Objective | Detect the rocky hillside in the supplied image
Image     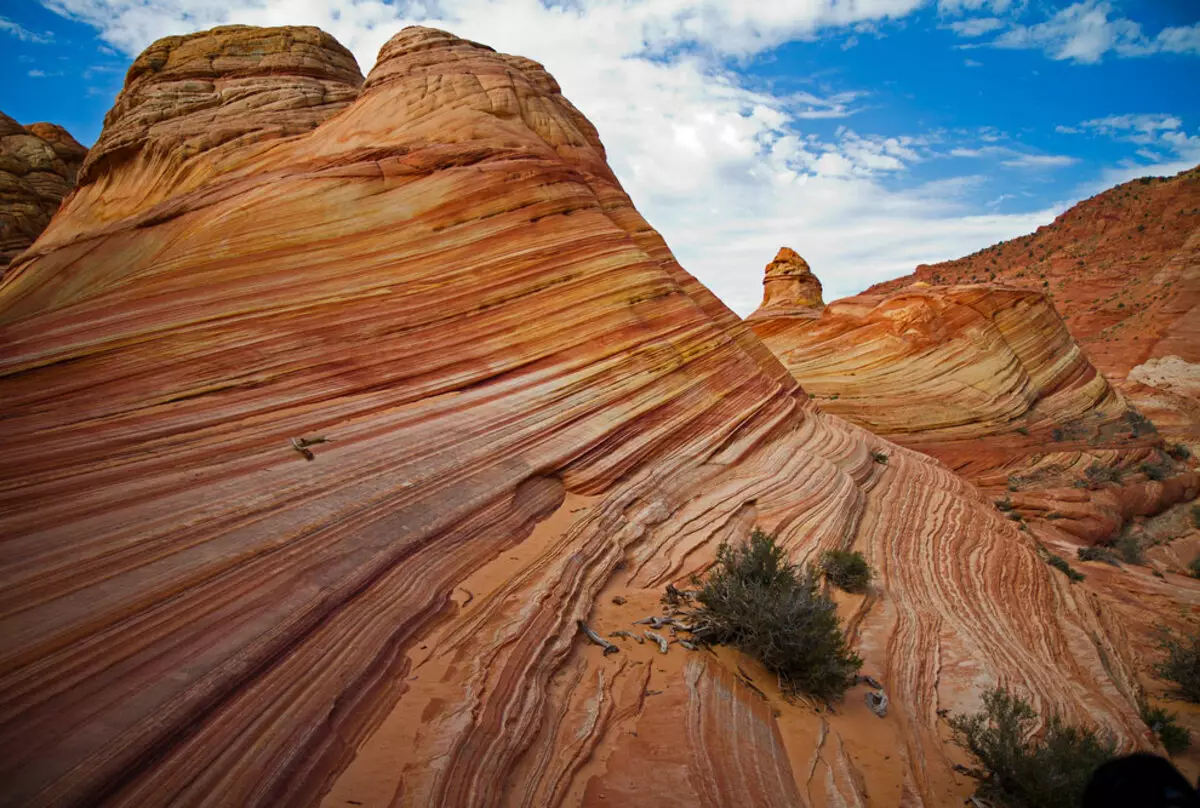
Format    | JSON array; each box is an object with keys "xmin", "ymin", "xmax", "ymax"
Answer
[
  {"xmin": 0, "ymin": 24, "xmax": 1173, "ymax": 808},
  {"xmin": 0, "ymin": 112, "xmax": 86, "ymax": 268},
  {"xmin": 869, "ymin": 168, "xmax": 1199, "ymax": 377}
]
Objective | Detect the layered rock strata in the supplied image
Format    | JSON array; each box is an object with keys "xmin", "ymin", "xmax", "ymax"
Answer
[
  {"xmin": 746, "ymin": 246, "xmax": 824, "ymax": 320},
  {"xmin": 0, "ymin": 25, "xmax": 1163, "ymax": 807},
  {"xmin": 749, "ymin": 264, "xmax": 1198, "ymax": 542},
  {"xmin": 870, "ymin": 168, "xmax": 1200, "ymax": 441},
  {"xmin": 0, "ymin": 112, "xmax": 86, "ymax": 267}
]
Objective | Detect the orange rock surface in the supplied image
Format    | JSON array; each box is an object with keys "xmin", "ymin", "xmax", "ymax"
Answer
[
  {"xmin": 0, "ymin": 25, "xmax": 1173, "ymax": 807},
  {"xmin": 749, "ymin": 252, "xmax": 1198, "ymax": 542},
  {"xmin": 747, "ymin": 246, "xmax": 824, "ymax": 320},
  {"xmin": 0, "ymin": 112, "xmax": 86, "ymax": 268},
  {"xmin": 870, "ymin": 168, "xmax": 1200, "ymax": 440}
]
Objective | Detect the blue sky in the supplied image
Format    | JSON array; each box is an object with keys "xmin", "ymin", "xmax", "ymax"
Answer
[{"xmin": 2, "ymin": 0, "xmax": 1198, "ymax": 312}]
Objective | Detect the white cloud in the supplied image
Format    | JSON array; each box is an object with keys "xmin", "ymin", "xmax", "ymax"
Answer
[
  {"xmin": 0, "ymin": 15, "xmax": 53, "ymax": 43},
  {"xmin": 1000, "ymin": 153, "xmax": 1078, "ymax": 168},
  {"xmin": 35, "ymin": 0, "xmax": 1078, "ymax": 313},
  {"xmin": 963, "ymin": 58, "xmax": 984, "ymax": 66},
  {"xmin": 28, "ymin": 69, "xmax": 46, "ymax": 77},
  {"xmin": 965, "ymin": 1, "xmax": 1200, "ymax": 63},
  {"xmin": 1062, "ymin": 112, "xmax": 1200, "ymax": 188},
  {"xmin": 947, "ymin": 18, "xmax": 1005, "ymax": 37}
]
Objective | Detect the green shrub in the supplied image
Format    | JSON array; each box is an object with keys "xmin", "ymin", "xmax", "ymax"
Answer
[
  {"xmin": 1077, "ymin": 546, "xmax": 1119, "ymax": 566},
  {"xmin": 1192, "ymin": 505, "xmax": 1200, "ymax": 530},
  {"xmin": 1124, "ymin": 410, "xmax": 1157, "ymax": 437},
  {"xmin": 1084, "ymin": 463, "xmax": 1124, "ymax": 487},
  {"xmin": 688, "ymin": 529, "xmax": 861, "ymax": 699},
  {"xmin": 1139, "ymin": 461, "xmax": 1171, "ymax": 481},
  {"xmin": 870, "ymin": 450, "xmax": 889, "ymax": 465},
  {"xmin": 821, "ymin": 549, "xmax": 872, "ymax": 593},
  {"xmin": 949, "ymin": 687, "xmax": 1115, "ymax": 808},
  {"xmin": 1046, "ymin": 554, "xmax": 1085, "ymax": 582},
  {"xmin": 1167, "ymin": 443, "xmax": 1192, "ymax": 461},
  {"xmin": 1155, "ymin": 628, "xmax": 1200, "ymax": 702},
  {"xmin": 1142, "ymin": 704, "xmax": 1191, "ymax": 755},
  {"xmin": 1190, "ymin": 557, "xmax": 1200, "ymax": 579},
  {"xmin": 1114, "ymin": 535, "xmax": 1143, "ymax": 565},
  {"xmin": 994, "ymin": 497, "xmax": 1014, "ymax": 512}
]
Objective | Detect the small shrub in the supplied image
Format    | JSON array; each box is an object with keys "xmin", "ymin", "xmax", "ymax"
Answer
[
  {"xmin": 1046, "ymin": 554, "xmax": 1085, "ymax": 582},
  {"xmin": 1051, "ymin": 428, "xmax": 1064, "ymax": 442},
  {"xmin": 1015, "ymin": 426, "xmax": 1029, "ymax": 436},
  {"xmin": 1191, "ymin": 505, "xmax": 1200, "ymax": 530},
  {"xmin": 1139, "ymin": 461, "xmax": 1170, "ymax": 481},
  {"xmin": 1084, "ymin": 463, "xmax": 1123, "ymax": 488},
  {"xmin": 1155, "ymin": 628, "xmax": 1200, "ymax": 702},
  {"xmin": 1142, "ymin": 704, "xmax": 1191, "ymax": 756},
  {"xmin": 994, "ymin": 497, "xmax": 1014, "ymax": 512},
  {"xmin": 1114, "ymin": 535, "xmax": 1143, "ymax": 565},
  {"xmin": 1166, "ymin": 443, "xmax": 1192, "ymax": 461},
  {"xmin": 1078, "ymin": 546, "xmax": 1120, "ymax": 566},
  {"xmin": 949, "ymin": 687, "xmax": 1115, "ymax": 808},
  {"xmin": 870, "ymin": 450, "xmax": 889, "ymax": 465},
  {"xmin": 1189, "ymin": 556, "xmax": 1200, "ymax": 579},
  {"xmin": 687, "ymin": 529, "xmax": 861, "ymax": 699},
  {"xmin": 1124, "ymin": 410, "xmax": 1157, "ymax": 437},
  {"xmin": 820, "ymin": 549, "xmax": 872, "ymax": 593}
]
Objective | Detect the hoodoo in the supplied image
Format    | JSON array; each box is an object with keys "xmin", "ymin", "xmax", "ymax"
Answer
[{"xmin": 0, "ymin": 24, "xmax": 1170, "ymax": 807}]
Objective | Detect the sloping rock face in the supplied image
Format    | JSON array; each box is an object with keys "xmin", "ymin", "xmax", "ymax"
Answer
[
  {"xmin": 746, "ymin": 246, "xmax": 824, "ymax": 320},
  {"xmin": 0, "ymin": 112, "xmax": 86, "ymax": 268},
  {"xmin": 0, "ymin": 25, "xmax": 1161, "ymax": 807},
  {"xmin": 870, "ymin": 168, "xmax": 1200, "ymax": 440},
  {"xmin": 749, "ymin": 276, "xmax": 1198, "ymax": 542}
]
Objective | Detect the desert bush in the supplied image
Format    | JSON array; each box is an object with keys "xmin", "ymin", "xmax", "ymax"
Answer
[
  {"xmin": 1113, "ymin": 535, "xmax": 1144, "ymax": 564},
  {"xmin": 1192, "ymin": 505, "xmax": 1200, "ymax": 530},
  {"xmin": 870, "ymin": 450, "xmax": 889, "ymax": 465},
  {"xmin": 1084, "ymin": 463, "xmax": 1123, "ymax": 488},
  {"xmin": 1124, "ymin": 410, "xmax": 1157, "ymax": 437},
  {"xmin": 1190, "ymin": 557, "xmax": 1200, "ymax": 579},
  {"xmin": 1140, "ymin": 461, "xmax": 1171, "ymax": 481},
  {"xmin": 1046, "ymin": 554, "xmax": 1085, "ymax": 582},
  {"xmin": 949, "ymin": 687, "xmax": 1115, "ymax": 808},
  {"xmin": 687, "ymin": 529, "xmax": 861, "ymax": 699},
  {"xmin": 1142, "ymin": 704, "xmax": 1191, "ymax": 756},
  {"xmin": 1166, "ymin": 443, "xmax": 1192, "ymax": 461},
  {"xmin": 820, "ymin": 549, "xmax": 872, "ymax": 593},
  {"xmin": 1077, "ymin": 546, "xmax": 1120, "ymax": 566},
  {"xmin": 994, "ymin": 497, "xmax": 1014, "ymax": 512},
  {"xmin": 1154, "ymin": 628, "xmax": 1200, "ymax": 702}
]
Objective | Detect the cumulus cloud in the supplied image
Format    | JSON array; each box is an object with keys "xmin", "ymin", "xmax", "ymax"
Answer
[{"xmin": 36, "ymin": 0, "xmax": 1068, "ymax": 312}]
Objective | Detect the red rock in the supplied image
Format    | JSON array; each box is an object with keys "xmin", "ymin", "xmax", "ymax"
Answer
[
  {"xmin": 0, "ymin": 112, "xmax": 86, "ymax": 267},
  {"xmin": 747, "ymin": 246, "xmax": 824, "ymax": 320},
  {"xmin": 0, "ymin": 25, "xmax": 1162, "ymax": 807}
]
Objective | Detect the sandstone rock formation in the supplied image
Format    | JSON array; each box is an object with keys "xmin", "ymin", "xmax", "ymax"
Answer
[
  {"xmin": 0, "ymin": 112, "xmax": 86, "ymax": 268},
  {"xmin": 747, "ymin": 246, "xmax": 824, "ymax": 320},
  {"xmin": 0, "ymin": 25, "xmax": 1167, "ymax": 807},
  {"xmin": 871, "ymin": 168, "xmax": 1200, "ymax": 440},
  {"xmin": 749, "ymin": 259, "xmax": 1198, "ymax": 542}
]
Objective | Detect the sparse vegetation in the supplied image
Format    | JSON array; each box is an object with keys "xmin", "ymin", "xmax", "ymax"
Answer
[
  {"xmin": 1154, "ymin": 628, "xmax": 1200, "ymax": 703},
  {"xmin": 870, "ymin": 450, "xmax": 889, "ymax": 465},
  {"xmin": 1084, "ymin": 463, "xmax": 1123, "ymax": 488},
  {"xmin": 994, "ymin": 496, "xmax": 1014, "ymax": 512},
  {"xmin": 949, "ymin": 687, "xmax": 1115, "ymax": 808},
  {"xmin": 1124, "ymin": 410, "xmax": 1157, "ymax": 437},
  {"xmin": 1192, "ymin": 505, "xmax": 1200, "ymax": 530},
  {"xmin": 820, "ymin": 549, "xmax": 872, "ymax": 593},
  {"xmin": 1140, "ymin": 461, "xmax": 1171, "ymax": 482},
  {"xmin": 1166, "ymin": 443, "xmax": 1192, "ymax": 461},
  {"xmin": 686, "ymin": 529, "xmax": 861, "ymax": 699},
  {"xmin": 1114, "ymin": 534, "xmax": 1143, "ymax": 564},
  {"xmin": 1189, "ymin": 556, "xmax": 1200, "ymax": 579},
  {"xmin": 1046, "ymin": 553, "xmax": 1085, "ymax": 582},
  {"xmin": 1077, "ymin": 546, "xmax": 1120, "ymax": 566},
  {"xmin": 1142, "ymin": 704, "xmax": 1191, "ymax": 756}
]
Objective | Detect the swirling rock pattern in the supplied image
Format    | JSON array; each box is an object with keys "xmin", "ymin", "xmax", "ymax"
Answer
[
  {"xmin": 870, "ymin": 168, "xmax": 1200, "ymax": 442},
  {"xmin": 0, "ymin": 112, "xmax": 86, "ymax": 268},
  {"xmin": 749, "ymin": 263, "xmax": 1199, "ymax": 542},
  {"xmin": 0, "ymin": 25, "xmax": 1159, "ymax": 807}
]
